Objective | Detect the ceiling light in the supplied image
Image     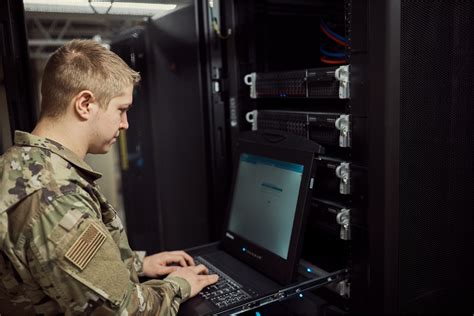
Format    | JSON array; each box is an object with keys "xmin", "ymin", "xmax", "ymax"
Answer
[{"xmin": 23, "ymin": 0, "xmax": 177, "ymax": 16}]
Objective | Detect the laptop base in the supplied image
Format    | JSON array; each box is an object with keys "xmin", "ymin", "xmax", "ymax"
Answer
[{"xmin": 179, "ymin": 242, "xmax": 348, "ymax": 316}]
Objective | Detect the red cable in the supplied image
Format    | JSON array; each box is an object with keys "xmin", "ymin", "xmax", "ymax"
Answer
[{"xmin": 320, "ymin": 56, "xmax": 347, "ymax": 65}]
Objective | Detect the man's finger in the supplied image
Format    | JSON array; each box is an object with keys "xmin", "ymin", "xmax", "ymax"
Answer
[
  {"xmin": 177, "ymin": 256, "xmax": 187, "ymax": 267},
  {"xmin": 199, "ymin": 274, "xmax": 219, "ymax": 286},
  {"xmin": 164, "ymin": 255, "xmax": 187, "ymax": 267},
  {"xmin": 171, "ymin": 250, "xmax": 195, "ymax": 266},
  {"xmin": 181, "ymin": 251, "xmax": 195, "ymax": 266},
  {"xmin": 193, "ymin": 264, "xmax": 209, "ymax": 275}
]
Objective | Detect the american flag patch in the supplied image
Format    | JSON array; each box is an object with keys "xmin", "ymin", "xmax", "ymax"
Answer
[{"xmin": 65, "ymin": 223, "xmax": 107, "ymax": 270}]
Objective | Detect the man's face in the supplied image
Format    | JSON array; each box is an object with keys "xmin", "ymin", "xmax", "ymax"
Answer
[{"xmin": 88, "ymin": 85, "xmax": 133, "ymax": 154}]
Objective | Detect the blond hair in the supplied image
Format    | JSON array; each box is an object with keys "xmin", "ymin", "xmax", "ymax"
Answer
[{"xmin": 40, "ymin": 39, "xmax": 141, "ymax": 118}]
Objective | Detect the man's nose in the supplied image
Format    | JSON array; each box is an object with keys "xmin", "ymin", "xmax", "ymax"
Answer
[{"xmin": 120, "ymin": 113, "xmax": 129, "ymax": 130}]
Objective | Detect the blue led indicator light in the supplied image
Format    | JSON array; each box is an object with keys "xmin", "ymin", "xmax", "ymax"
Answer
[
  {"xmin": 299, "ymin": 293, "xmax": 304, "ymax": 298},
  {"xmin": 306, "ymin": 268, "xmax": 312, "ymax": 273},
  {"xmin": 242, "ymin": 247, "xmax": 247, "ymax": 252},
  {"xmin": 255, "ymin": 312, "xmax": 261, "ymax": 316}
]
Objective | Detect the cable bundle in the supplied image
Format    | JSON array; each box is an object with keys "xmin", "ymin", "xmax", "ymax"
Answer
[{"xmin": 320, "ymin": 19, "xmax": 349, "ymax": 65}]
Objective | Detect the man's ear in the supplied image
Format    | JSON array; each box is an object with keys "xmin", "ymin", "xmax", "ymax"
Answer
[{"xmin": 74, "ymin": 90, "xmax": 97, "ymax": 119}]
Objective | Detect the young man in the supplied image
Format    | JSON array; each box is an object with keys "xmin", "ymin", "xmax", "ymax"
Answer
[{"xmin": 0, "ymin": 39, "xmax": 217, "ymax": 315}]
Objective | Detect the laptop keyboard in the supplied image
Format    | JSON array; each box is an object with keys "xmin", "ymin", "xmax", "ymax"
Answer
[{"xmin": 195, "ymin": 256, "xmax": 255, "ymax": 308}]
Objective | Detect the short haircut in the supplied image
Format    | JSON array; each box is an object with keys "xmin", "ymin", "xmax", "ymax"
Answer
[{"xmin": 40, "ymin": 39, "xmax": 141, "ymax": 118}]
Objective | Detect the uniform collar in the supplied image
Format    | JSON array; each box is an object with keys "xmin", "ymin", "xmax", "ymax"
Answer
[{"xmin": 14, "ymin": 131, "xmax": 102, "ymax": 180}]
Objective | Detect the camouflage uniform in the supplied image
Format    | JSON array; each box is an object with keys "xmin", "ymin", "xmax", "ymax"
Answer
[{"xmin": 0, "ymin": 131, "xmax": 191, "ymax": 315}]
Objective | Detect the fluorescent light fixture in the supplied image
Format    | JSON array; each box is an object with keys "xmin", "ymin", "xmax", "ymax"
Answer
[{"xmin": 24, "ymin": 0, "xmax": 176, "ymax": 16}]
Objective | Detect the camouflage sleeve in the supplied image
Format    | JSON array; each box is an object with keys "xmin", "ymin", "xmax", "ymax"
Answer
[
  {"xmin": 133, "ymin": 251, "xmax": 147, "ymax": 277},
  {"xmin": 29, "ymin": 192, "xmax": 191, "ymax": 315}
]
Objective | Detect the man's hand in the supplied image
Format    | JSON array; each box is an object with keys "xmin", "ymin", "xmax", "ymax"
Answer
[
  {"xmin": 142, "ymin": 250, "xmax": 195, "ymax": 277},
  {"xmin": 169, "ymin": 264, "xmax": 219, "ymax": 298}
]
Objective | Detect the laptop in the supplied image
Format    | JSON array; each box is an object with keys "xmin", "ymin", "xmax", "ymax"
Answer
[{"xmin": 179, "ymin": 131, "xmax": 324, "ymax": 316}]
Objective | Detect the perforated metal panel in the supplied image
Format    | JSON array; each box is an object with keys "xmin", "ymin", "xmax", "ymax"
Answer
[
  {"xmin": 256, "ymin": 70, "xmax": 307, "ymax": 97},
  {"xmin": 400, "ymin": 0, "xmax": 473, "ymax": 312}
]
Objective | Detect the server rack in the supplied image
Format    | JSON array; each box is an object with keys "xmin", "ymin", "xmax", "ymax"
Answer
[
  {"xmin": 111, "ymin": 4, "xmax": 218, "ymax": 253},
  {"xmin": 220, "ymin": 1, "xmax": 361, "ymax": 313},
  {"xmin": 0, "ymin": 0, "xmax": 37, "ymax": 141},
  {"xmin": 212, "ymin": 0, "xmax": 473, "ymax": 314}
]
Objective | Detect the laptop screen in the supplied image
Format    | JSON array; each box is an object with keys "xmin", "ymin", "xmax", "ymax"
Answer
[{"xmin": 227, "ymin": 153, "xmax": 304, "ymax": 259}]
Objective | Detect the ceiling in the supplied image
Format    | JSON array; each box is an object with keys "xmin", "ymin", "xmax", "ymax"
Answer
[{"xmin": 24, "ymin": 0, "xmax": 192, "ymax": 59}]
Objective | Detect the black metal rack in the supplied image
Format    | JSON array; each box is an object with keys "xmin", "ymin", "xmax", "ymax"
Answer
[{"xmin": 219, "ymin": 0, "xmax": 473, "ymax": 314}]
